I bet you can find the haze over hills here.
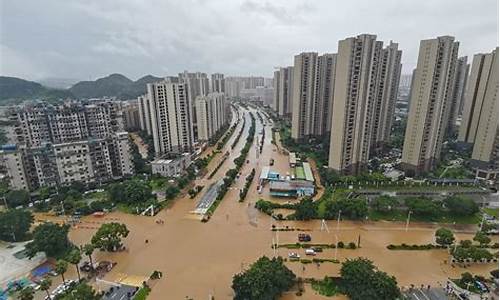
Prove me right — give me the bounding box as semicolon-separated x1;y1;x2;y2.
0;74;164;102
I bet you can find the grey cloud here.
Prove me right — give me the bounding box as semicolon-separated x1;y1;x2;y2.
0;0;497;81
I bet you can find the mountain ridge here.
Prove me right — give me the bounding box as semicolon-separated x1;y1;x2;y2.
0;73;164;102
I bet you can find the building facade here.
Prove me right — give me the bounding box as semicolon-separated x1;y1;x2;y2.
373;42;403;149
211;73;225;93
147;80;194;155
273;66;294;118
401;36;459;175
291;52;336;140
448;56;469;135
195;93;227;141
328;34;386;174
458;48;499;173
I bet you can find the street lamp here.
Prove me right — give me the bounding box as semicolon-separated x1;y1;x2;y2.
336;210;342;232
405;210;412;232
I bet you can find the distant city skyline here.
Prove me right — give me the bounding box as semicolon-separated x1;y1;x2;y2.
1;0;498;81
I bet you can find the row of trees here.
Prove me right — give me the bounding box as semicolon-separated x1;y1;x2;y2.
294;196;369;221
239;168;255;202
232;256;400;300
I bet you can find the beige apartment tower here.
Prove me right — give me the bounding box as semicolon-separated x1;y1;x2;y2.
448;56;469;135
372;42;402;149
291;52;335;140
401;36;459;175
458;48;499;167
328;34;384;174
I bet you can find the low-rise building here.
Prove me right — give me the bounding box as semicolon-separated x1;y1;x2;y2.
151;153;191;177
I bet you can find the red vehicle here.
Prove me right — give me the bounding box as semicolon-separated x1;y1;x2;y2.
298;233;311;242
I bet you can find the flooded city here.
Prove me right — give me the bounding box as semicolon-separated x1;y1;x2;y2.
30;105;497;300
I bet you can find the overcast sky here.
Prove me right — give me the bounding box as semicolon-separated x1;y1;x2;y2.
0;0;498;81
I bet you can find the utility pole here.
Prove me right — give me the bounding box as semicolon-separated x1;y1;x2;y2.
336;210;342;232
405;210;412;232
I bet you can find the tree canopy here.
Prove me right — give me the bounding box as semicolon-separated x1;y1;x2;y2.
371;196;398;213
232;256;296;300
435;228;455;247
443;196;479;216
107;179;152;205
5;189;30;207
91;222;129;251
0;209;33;242
340;258;400;300
25;222;71;258
294;198;317;220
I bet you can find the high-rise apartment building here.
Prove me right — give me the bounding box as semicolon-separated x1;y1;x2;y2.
291;52;336;140
401;36;459;175
0;132;134;191
10;101;124;147
448;56;469;134
328;34;387;174
123;102;141;131
138;94;153;134
195;93;227;141
211;73;225;93
458;48;499;171
272;66;294;118
147;80;194;155
373;42;403;149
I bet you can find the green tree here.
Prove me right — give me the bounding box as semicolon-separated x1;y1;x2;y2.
91;222;129;252
17;286;34;300
340;258;400;300
444;196;479;216
435;228;455;247
294;198;317;220
5;189;30;207
323;197;368;220
82;244;95;268
473;231;491;246
40;278;52;300
66;249;82;281
232;256;296;300
405;197;442;217
59;282;101;300
165;185;180;200
25;222;71;258
55;259;69;285
0;209;33;242
371;196;398;212
107;180;152;205
460;240;473;248
459;272;474;286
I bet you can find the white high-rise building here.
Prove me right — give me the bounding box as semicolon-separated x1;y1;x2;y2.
401;36;459;175
195;93;227;141
147;81;194;155
273;66;294;118
211;73;225;93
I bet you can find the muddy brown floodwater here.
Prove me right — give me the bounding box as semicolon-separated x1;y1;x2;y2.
38;106;498;300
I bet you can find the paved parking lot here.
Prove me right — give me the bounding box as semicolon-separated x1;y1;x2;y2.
101;284;138;300
403;287;450;300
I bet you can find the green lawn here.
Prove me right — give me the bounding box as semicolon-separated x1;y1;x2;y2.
368;210;481;224
133;286;151;300
311;277;341;297
483;208;499;219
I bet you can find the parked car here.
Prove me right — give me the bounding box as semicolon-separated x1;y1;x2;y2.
298;233;311;242
305;249;316;256
288;252;300;260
